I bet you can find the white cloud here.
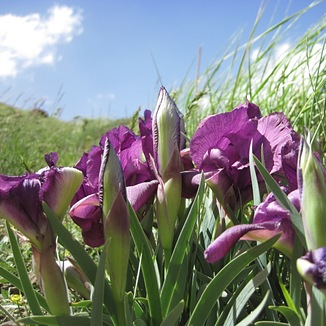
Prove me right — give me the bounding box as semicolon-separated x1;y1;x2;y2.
96;92;116;100
0;5;83;77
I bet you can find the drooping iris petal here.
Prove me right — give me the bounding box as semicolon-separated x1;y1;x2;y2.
181;170;203;198
0;175;48;249
204;188;300;264
69;193;104;247
244;189;299;256
126;180;159;211
204;223;269;263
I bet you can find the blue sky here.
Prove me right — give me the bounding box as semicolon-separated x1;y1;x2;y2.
0;1;325;121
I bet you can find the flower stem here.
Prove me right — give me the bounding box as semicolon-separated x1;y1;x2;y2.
33;246;70;316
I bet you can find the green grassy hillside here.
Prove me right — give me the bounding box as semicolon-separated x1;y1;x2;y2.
0;103;131;175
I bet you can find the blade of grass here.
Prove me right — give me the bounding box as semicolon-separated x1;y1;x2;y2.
187;234;280;325
90;242;108;326
161;173;205;316
43;203;117;318
253;155;306;247
129;202;162;326
269;306;302;326
0;264;49;311
18;315;92;326
160;300;185;326
235;290;270;326
6;221;43;315
218;263;271;326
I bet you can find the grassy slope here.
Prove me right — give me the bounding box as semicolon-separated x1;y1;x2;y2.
0;103;131;175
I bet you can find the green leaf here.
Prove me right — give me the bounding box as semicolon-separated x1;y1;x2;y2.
255;323;290;326
269;306;302;326
18;315;91;326
249;140;261;206
253;155;306;247
187;234;280;325
161;173;205;316
307;286;326;326
289;235;304;320
71;300;92;308
236;290;270;326
218;263;271;326
129;202;162;326
0;264;49;311
43;203;117;317
6;221;43;315
91;242;108;326
160;300;185;326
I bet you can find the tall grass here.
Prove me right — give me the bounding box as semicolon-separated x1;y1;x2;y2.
0;1;325;324
172;1;326;148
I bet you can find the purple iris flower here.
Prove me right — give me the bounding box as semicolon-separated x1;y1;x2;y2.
0;174;49;250
191;101;301;264
0;152;83;250
204;188;300;263
70;111;158;247
189;101;299;212
297;247;326;294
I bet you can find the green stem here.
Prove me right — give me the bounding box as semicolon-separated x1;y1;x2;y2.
33;246;70;316
116;299;126;326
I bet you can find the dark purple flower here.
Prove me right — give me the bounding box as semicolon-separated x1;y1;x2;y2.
189;101;299;212
70;111;158;246
0;175;49;250
297;247;326;294
204;188;300;263
0;154;83;250
69;194;104;247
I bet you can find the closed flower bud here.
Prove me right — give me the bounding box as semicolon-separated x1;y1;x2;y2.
299;136;326;250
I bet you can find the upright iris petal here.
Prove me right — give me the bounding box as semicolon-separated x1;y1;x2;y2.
189;102;299;213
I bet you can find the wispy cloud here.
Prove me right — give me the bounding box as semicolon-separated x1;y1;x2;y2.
0;5;83;78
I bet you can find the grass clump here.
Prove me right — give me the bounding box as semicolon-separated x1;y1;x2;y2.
172;1;326;149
